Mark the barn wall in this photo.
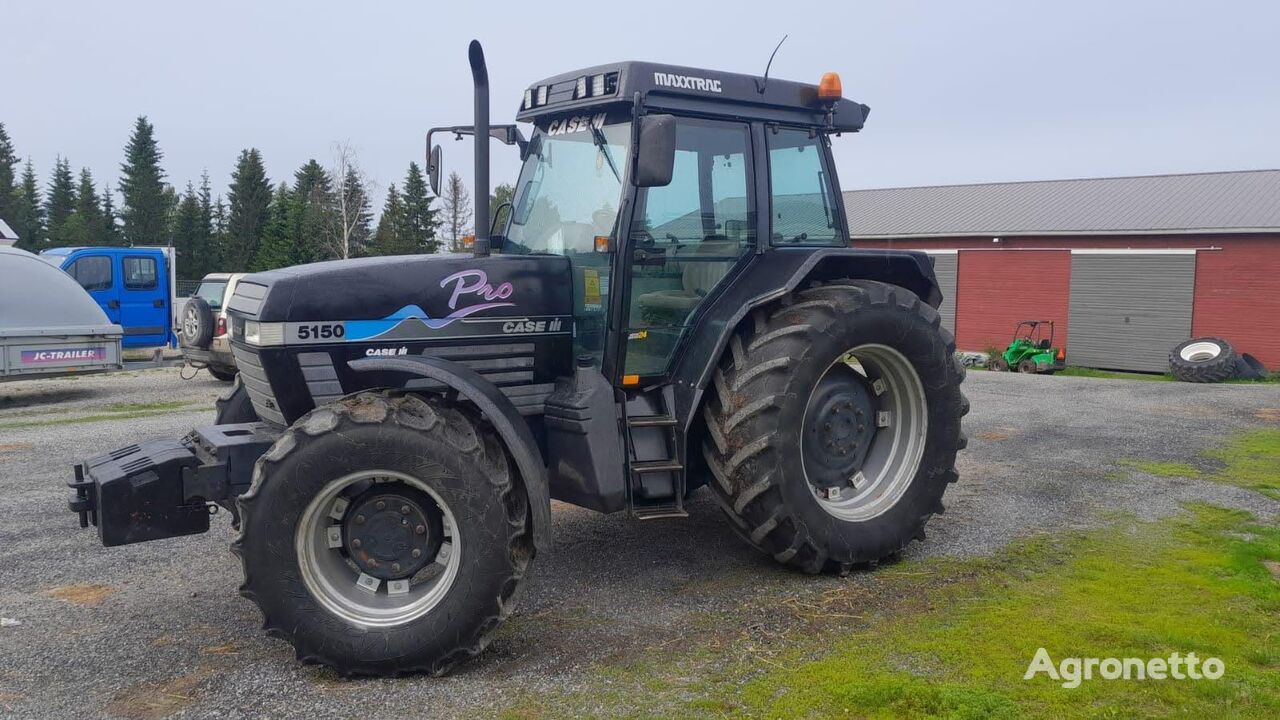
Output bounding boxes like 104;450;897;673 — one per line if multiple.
1191;238;1280;369
857;234;1279;370
954;250;1071;354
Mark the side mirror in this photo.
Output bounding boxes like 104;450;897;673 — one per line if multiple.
428;145;442;196
632;114;676;188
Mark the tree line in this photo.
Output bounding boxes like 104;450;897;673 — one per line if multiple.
0;118;506;282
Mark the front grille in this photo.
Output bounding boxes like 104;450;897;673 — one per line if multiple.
230;345;286;425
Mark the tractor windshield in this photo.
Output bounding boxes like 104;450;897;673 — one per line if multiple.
502;120;631;256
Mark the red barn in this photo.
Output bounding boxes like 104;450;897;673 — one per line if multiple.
845;169;1280;372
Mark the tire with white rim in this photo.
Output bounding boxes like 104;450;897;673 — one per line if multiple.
1169;337;1236;383
702;280;968;573
233;390;532;676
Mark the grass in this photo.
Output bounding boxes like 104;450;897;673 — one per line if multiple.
1204;429;1280;500
501;428;1280;719
503;505;1280;719
1121;460;1203;478
1055;367;1174;382
0;400;198;429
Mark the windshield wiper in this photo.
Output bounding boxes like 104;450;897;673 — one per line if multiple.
590;126;621;183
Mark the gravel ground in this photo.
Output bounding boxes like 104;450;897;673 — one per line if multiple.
0;368;1276;718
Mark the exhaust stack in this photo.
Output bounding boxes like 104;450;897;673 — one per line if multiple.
468;40;490;256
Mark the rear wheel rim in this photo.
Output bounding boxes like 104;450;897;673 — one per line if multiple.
296;470;461;628
800;344;928;522
1180;341;1222;362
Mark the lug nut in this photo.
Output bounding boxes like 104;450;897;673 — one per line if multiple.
411;549;422;558
355;515;365;525
415;525;425;535
400;505;411;515
401;518;409;526
392;563;401;573
351;538;362;549
376;500;386;511
368;559;379;568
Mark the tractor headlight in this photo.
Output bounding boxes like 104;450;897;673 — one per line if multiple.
243;321;285;347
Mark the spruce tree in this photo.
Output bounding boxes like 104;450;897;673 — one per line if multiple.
171;184;205;281
118;116;168;246
254;183;295;270
225;149;272;271
100;187;121;245
401;162;439;253
70;168;105;245
290;160;333;263
44;157;78;246
371;182;412;256
12;160;44;251
0;123;17;226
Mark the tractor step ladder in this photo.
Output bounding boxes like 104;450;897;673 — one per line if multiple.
623;385;688;520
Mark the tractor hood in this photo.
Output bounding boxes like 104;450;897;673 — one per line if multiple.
226;253;572;342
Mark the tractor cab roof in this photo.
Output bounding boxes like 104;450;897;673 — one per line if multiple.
516;61;870;133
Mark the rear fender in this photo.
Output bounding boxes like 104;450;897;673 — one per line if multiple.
346;355;552;552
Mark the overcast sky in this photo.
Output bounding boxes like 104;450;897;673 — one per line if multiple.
6;0;1278;209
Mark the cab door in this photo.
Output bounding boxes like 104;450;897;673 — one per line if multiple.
62;252;119;324
117;253;170;347
619;118;756;380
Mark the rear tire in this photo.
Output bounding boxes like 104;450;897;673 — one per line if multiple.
1170;337;1236;383
990;357;1009;371
233;391;533;676
1017;359;1038;374
702;280;968;573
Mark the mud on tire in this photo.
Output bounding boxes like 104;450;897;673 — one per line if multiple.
702;280;968;573
232;390;533;676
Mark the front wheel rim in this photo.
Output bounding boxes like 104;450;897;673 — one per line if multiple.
800;344;929;522
295;470;462;628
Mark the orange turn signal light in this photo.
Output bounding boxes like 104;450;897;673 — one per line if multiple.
462;234;476;248
622;374;640;386
594;235;610;253
817;72;842;102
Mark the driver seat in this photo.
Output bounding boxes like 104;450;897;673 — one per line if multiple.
637;237;739;317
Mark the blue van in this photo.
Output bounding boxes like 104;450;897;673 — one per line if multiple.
40;247;176;348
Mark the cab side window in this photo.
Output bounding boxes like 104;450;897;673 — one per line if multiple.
67;256;113;292
123;256;158;290
768;128;843;246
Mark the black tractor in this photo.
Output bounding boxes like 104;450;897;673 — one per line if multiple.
66;41;968;676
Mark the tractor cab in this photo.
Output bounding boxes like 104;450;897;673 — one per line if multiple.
430;59;871;386
992;320;1066;373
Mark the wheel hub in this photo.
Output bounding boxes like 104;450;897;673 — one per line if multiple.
342;487;442;581
802;364;878;490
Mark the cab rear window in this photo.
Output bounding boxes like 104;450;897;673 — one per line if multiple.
195;281;229;310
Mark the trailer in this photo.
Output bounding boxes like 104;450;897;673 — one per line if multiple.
0;246;123;382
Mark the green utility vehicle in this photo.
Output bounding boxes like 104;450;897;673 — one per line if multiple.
990;320;1065;374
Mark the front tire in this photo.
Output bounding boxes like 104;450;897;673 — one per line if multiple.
702;280;968;573
233;391;533;676
208;366;237;382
